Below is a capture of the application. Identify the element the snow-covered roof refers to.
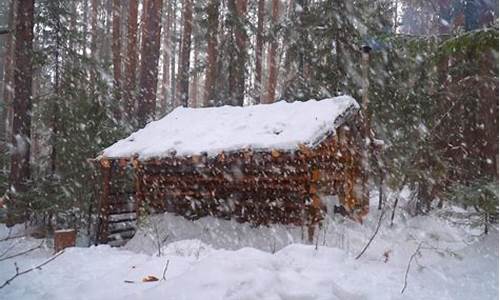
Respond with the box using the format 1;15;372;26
101;96;359;160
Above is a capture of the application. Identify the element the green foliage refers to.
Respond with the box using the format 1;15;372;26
437;26;499;59
1;0;127;231
447;177;499;215
370;26;498;213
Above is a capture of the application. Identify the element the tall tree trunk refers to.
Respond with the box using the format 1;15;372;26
263;0;280;104
83;0;89;58
101;0;112;65
191;42;199;107
50;7;62;175
203;0;220;107
69;0;77;50
229;0;247;106
8;0;34;224
254;0;265;104
160;0;172;114
112;0;122;120
137;0;163;126
297;0;306;77
2;0;15;172
90;0;98;84
170;0;178;107
177;0;193;107
124;0;138;123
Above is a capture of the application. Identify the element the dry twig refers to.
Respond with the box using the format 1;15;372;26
162;259;170;280
401;242;423;294
0;228;26;242
0;241;44;262
355;209;386;260
0;242;17;259
0;250;64;289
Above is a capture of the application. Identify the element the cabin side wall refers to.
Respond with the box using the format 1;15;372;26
314;118;368;216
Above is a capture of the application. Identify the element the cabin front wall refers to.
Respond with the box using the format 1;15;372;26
129;120;367;226
96;119;368;243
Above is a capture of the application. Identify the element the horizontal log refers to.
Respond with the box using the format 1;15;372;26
107;217;137;224
142;173;310;185
107;229;136;240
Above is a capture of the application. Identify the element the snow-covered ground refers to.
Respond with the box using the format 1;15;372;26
0;195;498;300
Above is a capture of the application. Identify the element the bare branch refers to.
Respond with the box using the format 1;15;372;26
0;234;26;242
355;209;386;260
0;242;44;262
401;242;423;294
0;242;17;259
0;228;26;242
390;196;399;227
0;250;65;289
161;259;170;280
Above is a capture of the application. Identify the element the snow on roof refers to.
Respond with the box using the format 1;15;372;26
101;96;359;160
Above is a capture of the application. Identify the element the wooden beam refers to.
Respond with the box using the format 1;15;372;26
97;159;112;244
132;157;145;221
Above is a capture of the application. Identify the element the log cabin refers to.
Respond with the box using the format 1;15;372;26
94;96;368;245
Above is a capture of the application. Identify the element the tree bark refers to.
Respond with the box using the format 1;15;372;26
203;0;220;107
254;0;265;104
112;0;122;119
160;0;172;115
50;6;63;175
177;0;193;107
8;0;34;223
191;43;199;107
101;0;112;65
2;0;15;172
137;0;163;126
229;0;248;106
124;0;138;123
170;0;178;107
90;0;98;84
82;0;89;58
263;0;280;104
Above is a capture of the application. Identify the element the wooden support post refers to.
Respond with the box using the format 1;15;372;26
97;159;111;244
360;44;372;213
307;168;322;243
132;157;145;221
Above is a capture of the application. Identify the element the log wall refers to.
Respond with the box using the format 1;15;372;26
97;118;368;242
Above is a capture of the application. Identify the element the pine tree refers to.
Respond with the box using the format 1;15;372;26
112;0;122;119
160;0;173;114
177;0;193;107
8;0;35;224
229;0;248;105
1;0;15;175
124;0;138;124
137;0;163;126
254;0;265;104
263;0;280;104
203;0;220;107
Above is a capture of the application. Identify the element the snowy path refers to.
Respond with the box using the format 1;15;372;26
0;207;497;300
